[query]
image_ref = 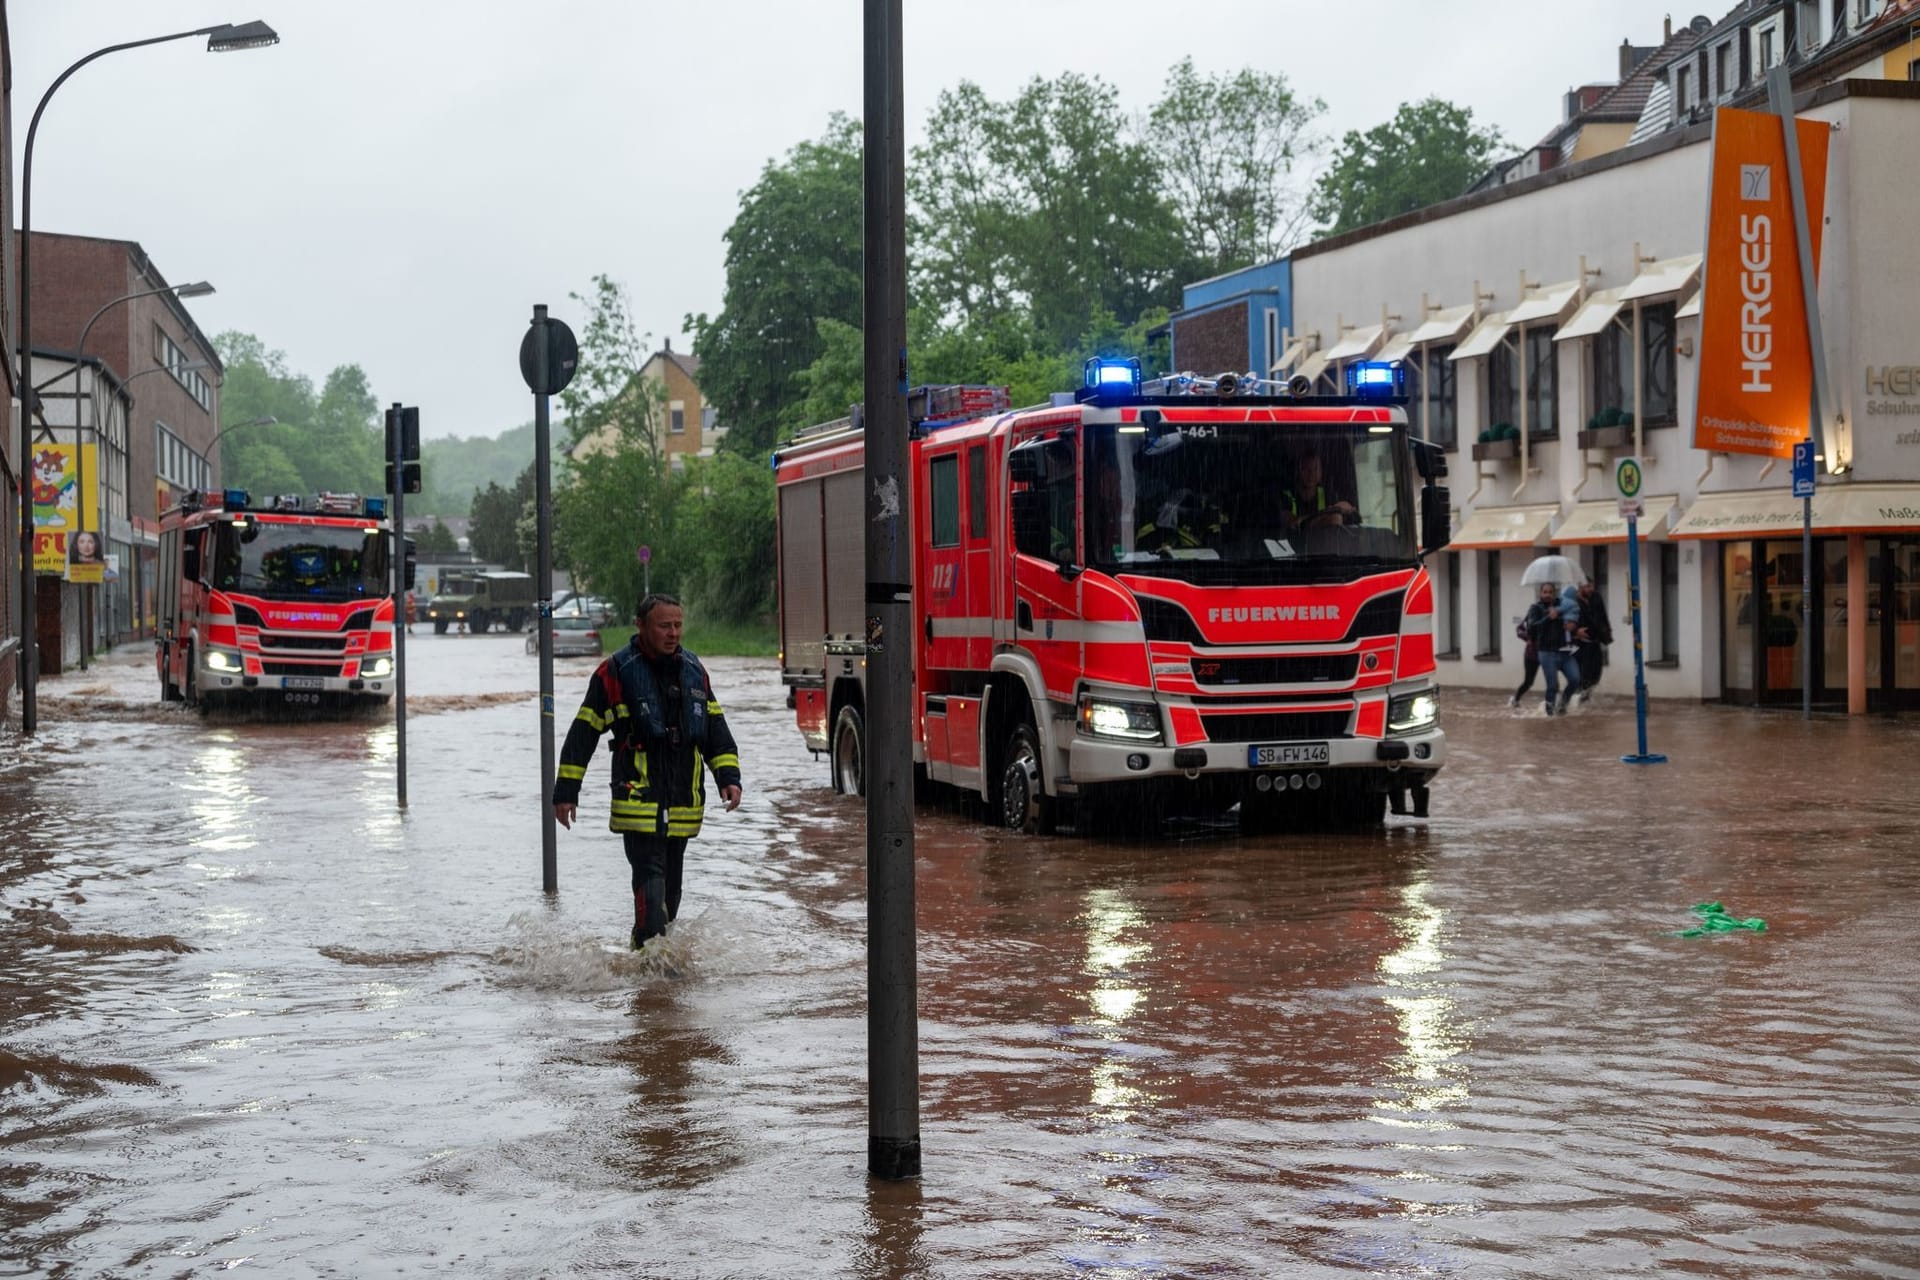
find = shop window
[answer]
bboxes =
[1659,542,1681,661]
[1525,327,1558,439]
[1479,551,1502,658]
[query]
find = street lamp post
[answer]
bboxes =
[29,284,214,672]
[14,19,277,733]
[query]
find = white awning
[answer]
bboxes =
[1506,280,1582,326]
[1322,323,1385,362]
[1449,311,1513,362]
[1554,287,1628,342]
[1293,350,1332,389]
[1374,333,1417,365]
[1619,254,1703,303]
[1404,304,1475,346]
[1670,484,1920,540]
[1675,289,1702,319]
[1451,504,1560,551]
[1552,497,1678,544]
[1270,336,1308,375]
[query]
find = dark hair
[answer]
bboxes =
[636,592,682,623]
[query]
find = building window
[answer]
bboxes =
[155,327,213,413]
[1486,340,1518,433]
[1442,550,1461,656]
[1658,542,1680,661]
[1591,303,1677,429]
[155,422,210,492]
[1479,551,1502,658]
[1759,24,1778,70]
[1524,327,1558,439]
[1676,65,1693,113]
[669,401,686,434]
[1716,42,1734,95]
[1264,308,1280,375]
[1407,344,1458,450]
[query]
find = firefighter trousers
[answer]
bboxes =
[622,833,688,943]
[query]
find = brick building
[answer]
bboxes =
[17,231,222,659]
[1,4,19,717]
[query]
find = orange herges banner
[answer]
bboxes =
[1693,106,1831,459]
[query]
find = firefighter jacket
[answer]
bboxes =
[551,642,742,838]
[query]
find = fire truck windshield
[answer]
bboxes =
[1084,422,1416,581]
[211,519,389,601]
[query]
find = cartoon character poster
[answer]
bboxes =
[30,444,100,575]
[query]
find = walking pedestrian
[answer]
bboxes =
[1527,585,1577,715]
[551,594,743,952]
[1509,583,1556,706]
[1566,579,1613,700]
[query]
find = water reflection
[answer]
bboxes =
[1374,876,1470,1129]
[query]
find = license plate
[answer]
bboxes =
[1250,741,1329,767]
[281,676,324,690]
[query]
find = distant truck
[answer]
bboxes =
[427,570,535,634]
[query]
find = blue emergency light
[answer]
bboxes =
[222,488,251,511]
[1345,361,1405,398]
[364,496,386,518]
[1083,357,1142,395]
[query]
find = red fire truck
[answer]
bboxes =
[772,360,1452,832]
[155,489,406,713]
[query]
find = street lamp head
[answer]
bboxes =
[173,281,215,298]
[206,20,279,52]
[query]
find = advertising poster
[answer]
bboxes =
[67,529,107,584]
[1693,107,1832,459]
[31,442,101,575]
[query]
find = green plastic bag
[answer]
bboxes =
[1676,900,1767,938]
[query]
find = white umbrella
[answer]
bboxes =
[1521,554,1587,586]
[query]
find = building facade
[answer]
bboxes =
[1194,5,1920,712]
[1,1,19,716]
[1167,259,1292,379]
[18,232,222,656]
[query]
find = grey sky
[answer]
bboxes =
[13,1,1694,440]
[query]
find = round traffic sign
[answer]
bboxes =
[1615,456,1644,500]
[519,315,579,396]
[636,544,651,564]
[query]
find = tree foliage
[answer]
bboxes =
[911,74,1182,352]
[417,519,459,554]
[1308,98,1507,236]
[467,467,532,570]
[1148,58,1326,274]
[687,115,864,460]
[213,332,382,498]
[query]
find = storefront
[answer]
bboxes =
[1672,485,1920,709]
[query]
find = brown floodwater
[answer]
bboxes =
[3,637,1917,1278]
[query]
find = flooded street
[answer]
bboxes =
[4,635,1919,1278]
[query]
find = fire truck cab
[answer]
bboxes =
[156,489,407,713]
[774,361,1452,832]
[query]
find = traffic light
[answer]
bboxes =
[384,405,422,494]
[386,460,422,494]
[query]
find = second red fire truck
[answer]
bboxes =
[773,359,1452,833]
[155,489,405,713]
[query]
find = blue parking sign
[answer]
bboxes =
[1791,441,1815,499]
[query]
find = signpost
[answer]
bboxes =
[1615,457,1666,765]
[1793,439,1815,719]
[385,403,421,809]
[520,305,579,893]
[637,542,651,597]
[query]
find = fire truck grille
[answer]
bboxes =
[1199,710,1351,743]
[263,634,348,652]
[1191,654,1359,686]
[261,660,344,677]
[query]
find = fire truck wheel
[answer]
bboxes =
[830,704,865,796]
[998,722,1055,835]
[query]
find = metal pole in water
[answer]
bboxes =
[863,0,920,1182]
[533,307,558,894]
[390,403,409,809]
[1622,517,1667,765]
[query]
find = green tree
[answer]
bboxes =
[673,451,775,623]
[1308,98,1507,236]
[418,518,458,554]
[1147,57,1326,273]
[212,331,382,498]
[910,73,1183,352]
[468,467,532,570]
[688,115,864,459]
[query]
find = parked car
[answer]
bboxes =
[528,613,602,657]
[555,592,617,626]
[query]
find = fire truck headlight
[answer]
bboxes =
[206,648,243,673]
[1387,689,1439,734]
[1077,693,1162,742]
[363,656,394,678]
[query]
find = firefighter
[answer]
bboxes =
[1136,487,1225,553]
[1282,447,1357,531]
[551,593,744,953]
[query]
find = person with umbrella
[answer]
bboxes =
[1520,555,1585,716]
